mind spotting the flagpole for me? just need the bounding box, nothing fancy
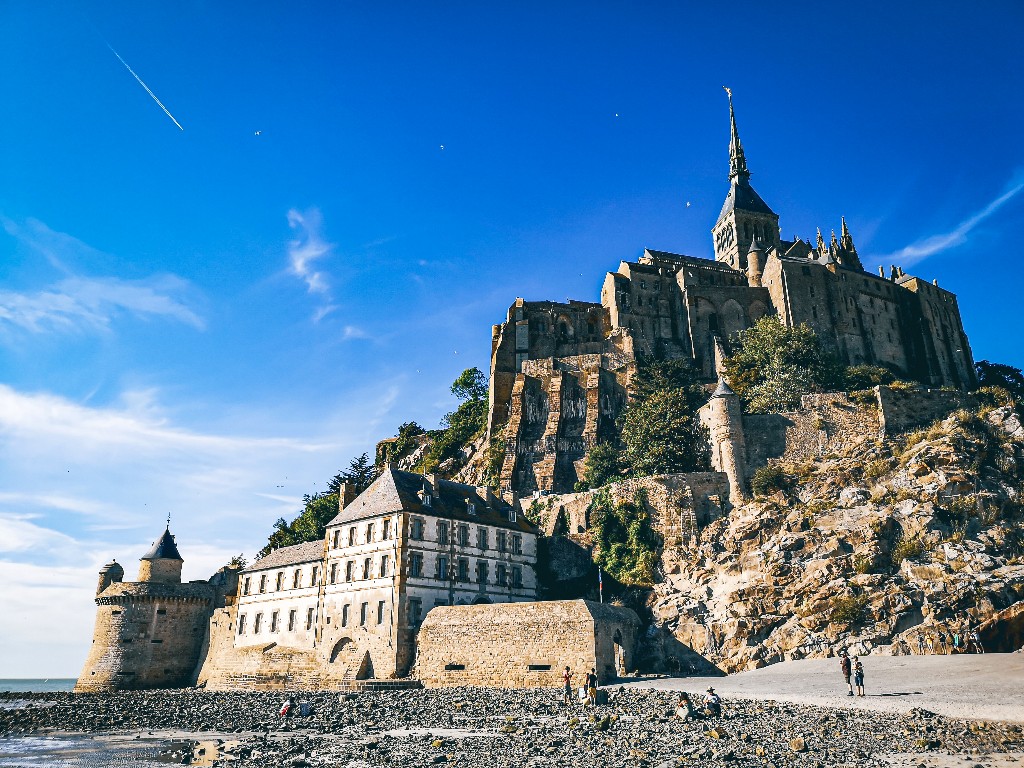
[598,568,603,603]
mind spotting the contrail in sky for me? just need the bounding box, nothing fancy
[106,43,184,131]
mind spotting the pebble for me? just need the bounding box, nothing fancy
[0,687,1019,767]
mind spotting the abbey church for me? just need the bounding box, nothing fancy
[489,93,976,494]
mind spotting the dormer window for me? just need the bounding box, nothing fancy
[424,494,432,507]
[509,509,517,523]
[467,502,476,515]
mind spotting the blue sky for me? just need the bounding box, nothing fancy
[1,2,1022,677]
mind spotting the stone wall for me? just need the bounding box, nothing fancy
[416,600,639,688]
[528,472,728,548]
[743,392,881,474]
[876,385,972,436]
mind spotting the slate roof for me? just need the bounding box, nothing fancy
[243,540,324,573]
[718,178,777,219]
[141,528,183,561]
[328,468,537,534]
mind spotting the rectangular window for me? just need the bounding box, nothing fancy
[332,529,340,549]
[458,524,470,547]
[423,493,432,507]
[410,517,424,540]
[477,528,488,549]
[275,572,284,591]
[360,602,368,626]
[511,566,523,588]
[377,600,385,624]
[287,609,296,631]
[496,563,507,586]
[497,531,507,553]
[528,664,552,671]
[467,502,476,515]
[254,613,262,633]
[330,562,338,584]
[243,577,251,596]
[409,552,423,577]
[342,604,350,627]
[457,557,470,582]
[348,527,356,546]
[476,560,489,584]
[346,561,354,582]
[363,557,372,579]
[437,555,450,580]
[270,611,279,632]
[437,520,449,543]
[383,518,391,539]
[259,574,267,593]
[366,523,374,543]
[380,554,389,577]
[238,614,247,634]
[409,598,422,626]
[310,566,319,586]
[306,607,314,630]
[509,508,517,523]
[512,534,523,555]
[292,569,301,589]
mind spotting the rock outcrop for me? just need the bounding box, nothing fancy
[645,405,1024,672]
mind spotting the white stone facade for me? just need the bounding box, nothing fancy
[232,469,539,679]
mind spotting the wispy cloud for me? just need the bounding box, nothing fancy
[0,217,204,333]
[0,275,204,333]
[874,175,1024,267]
[286,208,339,321]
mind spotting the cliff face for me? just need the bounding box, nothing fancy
[647,405,1024,673]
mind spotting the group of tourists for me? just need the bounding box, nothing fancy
[902,627,985,655]
[674,687,722,720]
[838,650,866,697]
[562,667,600,706]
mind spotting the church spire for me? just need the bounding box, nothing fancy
[724,87,749,181]
[840,216,856,252]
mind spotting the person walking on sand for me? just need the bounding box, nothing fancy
[937,629,947,654]
[853,659,865,697]
[586,668,598,706]
[926,635,934,654]
[840,651,854,697]
[952,631,961,653]
[916,634,925,655]
[969,629,984,654]
[562,666,574,706]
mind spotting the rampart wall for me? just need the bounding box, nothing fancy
[416,600,639,688]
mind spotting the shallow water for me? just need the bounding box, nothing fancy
[0,734,221,767]
[0,681,75,694]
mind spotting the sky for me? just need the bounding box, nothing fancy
[1,2,1022,677]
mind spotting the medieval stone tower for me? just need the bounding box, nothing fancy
[75,525,217,692]
[697,378,749,504]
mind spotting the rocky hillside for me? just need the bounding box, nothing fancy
[645,405,1024,674]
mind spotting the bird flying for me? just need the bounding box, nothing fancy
[106,43,184,131]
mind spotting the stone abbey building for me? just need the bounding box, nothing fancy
[490,93,975,494]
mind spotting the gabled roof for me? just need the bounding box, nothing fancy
[141,528,183,561]
[243,540,324,573]
[327,467,537,534]
[718,178,777,220]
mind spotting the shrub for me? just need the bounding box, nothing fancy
[580,441,624,489]
[589,489,662,586]
[863,459,891,482]
[844,365,896,390]
[483,433,507,488]
[751,464,790,496]
[829,593,868,625]
[891,535,925,566]
[853,554,874,574]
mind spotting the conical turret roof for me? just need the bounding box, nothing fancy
[141,527,183,561]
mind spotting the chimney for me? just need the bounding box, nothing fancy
[339,481,359,510]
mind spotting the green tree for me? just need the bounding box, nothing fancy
[975,361,1024,405]
[578,442,624,490]
[619,357,709,477]
[419,367,489,473]
[723,316,844,413]
[329,452,377,494]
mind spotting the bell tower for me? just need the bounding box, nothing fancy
[711,88,780,271]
